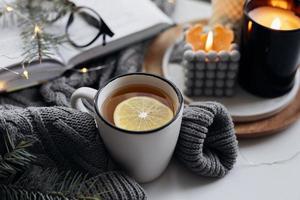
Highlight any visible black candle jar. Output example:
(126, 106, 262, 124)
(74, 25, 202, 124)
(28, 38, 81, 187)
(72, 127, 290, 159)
(239, 0, 300, 98)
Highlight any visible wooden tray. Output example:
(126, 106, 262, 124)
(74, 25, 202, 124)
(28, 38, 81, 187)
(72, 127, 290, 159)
(143, 22, 300, 139)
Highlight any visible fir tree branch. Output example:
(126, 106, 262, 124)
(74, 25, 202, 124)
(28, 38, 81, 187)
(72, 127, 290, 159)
(0, 131, 36, 181)
(5, 167, 110, 200)
(0, 184, 71, 200)
(0, 0, 68, 65)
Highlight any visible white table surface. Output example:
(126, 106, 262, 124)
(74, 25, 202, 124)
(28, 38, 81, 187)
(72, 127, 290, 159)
(143, 1, 300, 199)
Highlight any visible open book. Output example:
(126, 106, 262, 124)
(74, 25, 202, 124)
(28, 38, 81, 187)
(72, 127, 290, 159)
(0, 0, 173, 92)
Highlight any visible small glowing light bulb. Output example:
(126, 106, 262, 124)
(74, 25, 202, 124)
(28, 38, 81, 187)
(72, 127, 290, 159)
(0, 81, 6, 91)
(6, 6, 13, 12)
(23, 70, 29, 79)
(80, 67, 88, 73)
(34, 25, 42, 34)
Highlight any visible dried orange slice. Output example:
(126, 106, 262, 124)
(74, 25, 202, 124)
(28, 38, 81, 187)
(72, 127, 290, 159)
(213, 24, 234, 52)
(186, 24, 205, 51)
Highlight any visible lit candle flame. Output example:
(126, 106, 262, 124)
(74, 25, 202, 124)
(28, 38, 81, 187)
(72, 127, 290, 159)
(23, 70, 29, 80)
(205, 31, 214, 52)
(271, 17, 281, 30)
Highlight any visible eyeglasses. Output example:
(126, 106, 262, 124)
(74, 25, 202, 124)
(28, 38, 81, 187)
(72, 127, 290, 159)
(65, 6, 114, 48)
(45, 1, 114, 48)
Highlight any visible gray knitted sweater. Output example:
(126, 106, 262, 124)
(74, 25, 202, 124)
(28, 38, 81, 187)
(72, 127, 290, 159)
(0, 1, 238, 199)
(0, 103, 237, 199)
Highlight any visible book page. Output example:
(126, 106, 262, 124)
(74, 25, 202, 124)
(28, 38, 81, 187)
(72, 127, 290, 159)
(0, 0, 172, 70)
(59, 0, 173, 64)
(72, 0, 172, 41)
(0, 28, 24, 69)
(0, 27, 64, 70)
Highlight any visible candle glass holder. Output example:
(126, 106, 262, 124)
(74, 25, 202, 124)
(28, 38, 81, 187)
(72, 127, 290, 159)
(183, 44, 240, 97)
(239, 0, 300, 98)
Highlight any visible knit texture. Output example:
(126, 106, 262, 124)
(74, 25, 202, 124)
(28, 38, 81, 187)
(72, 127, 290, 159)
(0, 2, 175, 199)
(0, 104, 238, 179)
(0, 1, 239, 199)
(93, 171, 147, 200)
(1, 170, 146, 200)
(0, 105, 147, 200)
(176, 102, 238, 177)
(0, 104, 238, 198)
(0, 106, 114, 173)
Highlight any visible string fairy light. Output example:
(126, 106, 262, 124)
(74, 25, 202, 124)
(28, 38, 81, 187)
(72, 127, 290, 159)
(22, 70, 29, 79)
(77, 65, 107, 74)
(0, 2, 34, 79)
(0, 66, 20, 75)
(33, 24, 42, 39)
(79, 67, 88, 73)
(34, 24, 42, 33)
(0, 1, 46, 80)
(0, 81, 5, 90)
(5, 5, 13, 12)
(0, 1, 108, 89)
(167, 0, 176, 4)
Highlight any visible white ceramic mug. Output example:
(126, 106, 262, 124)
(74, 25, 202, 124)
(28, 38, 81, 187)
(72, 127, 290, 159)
(70, 73, 184, 183)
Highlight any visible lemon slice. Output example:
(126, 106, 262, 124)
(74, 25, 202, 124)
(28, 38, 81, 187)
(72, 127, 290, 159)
(113, 96, 174, 131)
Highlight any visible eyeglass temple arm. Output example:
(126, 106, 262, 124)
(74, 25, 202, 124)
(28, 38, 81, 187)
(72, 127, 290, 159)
(79, 12, 114, 45)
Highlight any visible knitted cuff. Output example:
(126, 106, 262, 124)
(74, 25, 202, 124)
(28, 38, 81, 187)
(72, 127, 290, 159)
(175, 102, 238, 177)
(95, 171, 147, 200)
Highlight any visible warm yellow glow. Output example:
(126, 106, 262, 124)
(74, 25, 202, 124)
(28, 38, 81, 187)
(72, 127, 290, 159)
(23, 70, 29, 79)
(205, 31, 214, 52)
(271, 17, 281, 30)
(248, 21, 253, 31)
(6, 6, 13, 12)
(270, 0, 289, 9)
(80, 67, 88, 73)
(249, 6, 300, 30)
(34, 25, 42, 34)
(0, 81, 6, 91)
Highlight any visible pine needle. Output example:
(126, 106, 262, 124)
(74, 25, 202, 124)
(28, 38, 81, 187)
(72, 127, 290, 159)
(0, 131, 36, 180)
(9, 167, 110, 200)
(0, 0, 69, 65)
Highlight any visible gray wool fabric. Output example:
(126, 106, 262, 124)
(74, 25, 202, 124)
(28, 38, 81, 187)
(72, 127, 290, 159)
(0, 104, 238, 199)
(0, 103, 238, 179)
(0, 1, 238, 199)
(176, 102, 238, 177)
(1, 170, 146, 200)
(0, 105, 146, 200)
(0, 106, 113, 174)
(0, 2, 175, 199)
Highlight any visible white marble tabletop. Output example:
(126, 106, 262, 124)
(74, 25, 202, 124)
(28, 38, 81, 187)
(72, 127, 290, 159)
(143, 1, 300, 199)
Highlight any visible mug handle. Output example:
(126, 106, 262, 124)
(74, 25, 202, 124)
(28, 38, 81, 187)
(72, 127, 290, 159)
(70, 87, 98, 114)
